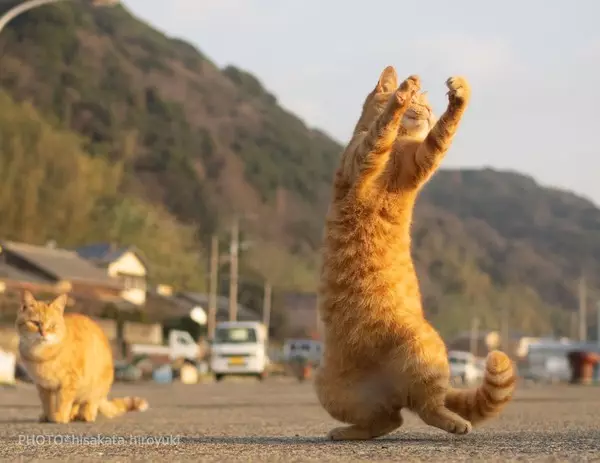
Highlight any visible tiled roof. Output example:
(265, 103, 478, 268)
(0, 241, 122, 288)
(75, 243, 148, 269)
(75, 243, 128, 263)
(0, 262, 48, 283)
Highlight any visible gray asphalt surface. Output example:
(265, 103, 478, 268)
(0, 377, 598, 462)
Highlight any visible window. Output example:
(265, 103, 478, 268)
(119, 274, 147, 291)
(449, 357, 467, 365)
(177, 335, 191, 345)
(214, 327, 257, 344)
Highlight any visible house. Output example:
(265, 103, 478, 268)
(0, 240, 123, 301)
(75, 243, 148, 306)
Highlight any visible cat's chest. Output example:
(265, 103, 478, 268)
(22, 360, 62, 390)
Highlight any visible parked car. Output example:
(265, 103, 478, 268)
(283, 339, 322, 365)
(522, 349, 572, 384)
(448, 350, 485, 385)
(209, 321, 269, 382)
(282, 339, 323, 382)
(114, 360, 143, 382)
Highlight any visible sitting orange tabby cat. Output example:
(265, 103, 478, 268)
(16, 291, 148, 423)
(315, 67, 516, 440)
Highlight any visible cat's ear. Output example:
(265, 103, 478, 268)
(21, 290, 35, 310)
(376, 66, 398, 93)
(50, 294, 68, 314)
(419, 91, 430, 103)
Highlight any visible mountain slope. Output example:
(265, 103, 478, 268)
(0, 1, 597, 338)
(413, 169, 600, 337)
(0, 2, 338, 232)
(0, 90, 206, 290)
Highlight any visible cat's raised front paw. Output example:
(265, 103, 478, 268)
(446, 76, 471, 106)
(399, 75, 421, 93)
(396, 75, 421, 105)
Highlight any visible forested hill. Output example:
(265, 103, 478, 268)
(0, 1, 597, 338)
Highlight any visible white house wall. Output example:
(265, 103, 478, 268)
(107, 252, 147, 278)
(106, 251, 147, 306)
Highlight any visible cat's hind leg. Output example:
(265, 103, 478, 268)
(398, 321, 473, 435)
(327, 409, 403, 441)
(417, 404, 472, 435)
(316, 368, 404, 441)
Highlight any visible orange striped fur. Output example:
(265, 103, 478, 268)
(315, 66, 516, 440)
(16, 291, 148, 423)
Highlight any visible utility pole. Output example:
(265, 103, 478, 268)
(262, 279, 272, 341)
(578, 273, 587, 342)
(570, 311, 577, 340)
(207, 235, 218, 340)
(469, 316, 480, 357)
(229, 217, 239, 322)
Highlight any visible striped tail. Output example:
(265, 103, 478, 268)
(98, 396, 149, 419)
(445, 350, 516, 426)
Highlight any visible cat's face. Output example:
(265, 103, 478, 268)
(400, 91, 437, 138)
(360, 69, 437, 140)
(16, 292, 68, 347)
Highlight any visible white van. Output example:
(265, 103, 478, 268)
(209, 321, 269, 381)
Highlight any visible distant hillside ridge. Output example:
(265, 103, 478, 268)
(0, 2, 598, 338)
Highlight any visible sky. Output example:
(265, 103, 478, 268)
(124, 0, 600, 205)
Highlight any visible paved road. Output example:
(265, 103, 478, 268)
(0, 378, 599, 462)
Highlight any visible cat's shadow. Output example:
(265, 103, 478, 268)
(0, 432, 461, 445)
(178, 435, 452, 446)
(1, 430, 596, 450)
(0, 403, 39, 422)
(0, 405, 38, 409)
(0, 416, 98, 424)
(159, 429, 600, 448)
(0, 418, 39, 424)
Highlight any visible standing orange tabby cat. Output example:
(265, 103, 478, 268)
(16, 291, 148, 423)
(315, 66, 516, 440)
